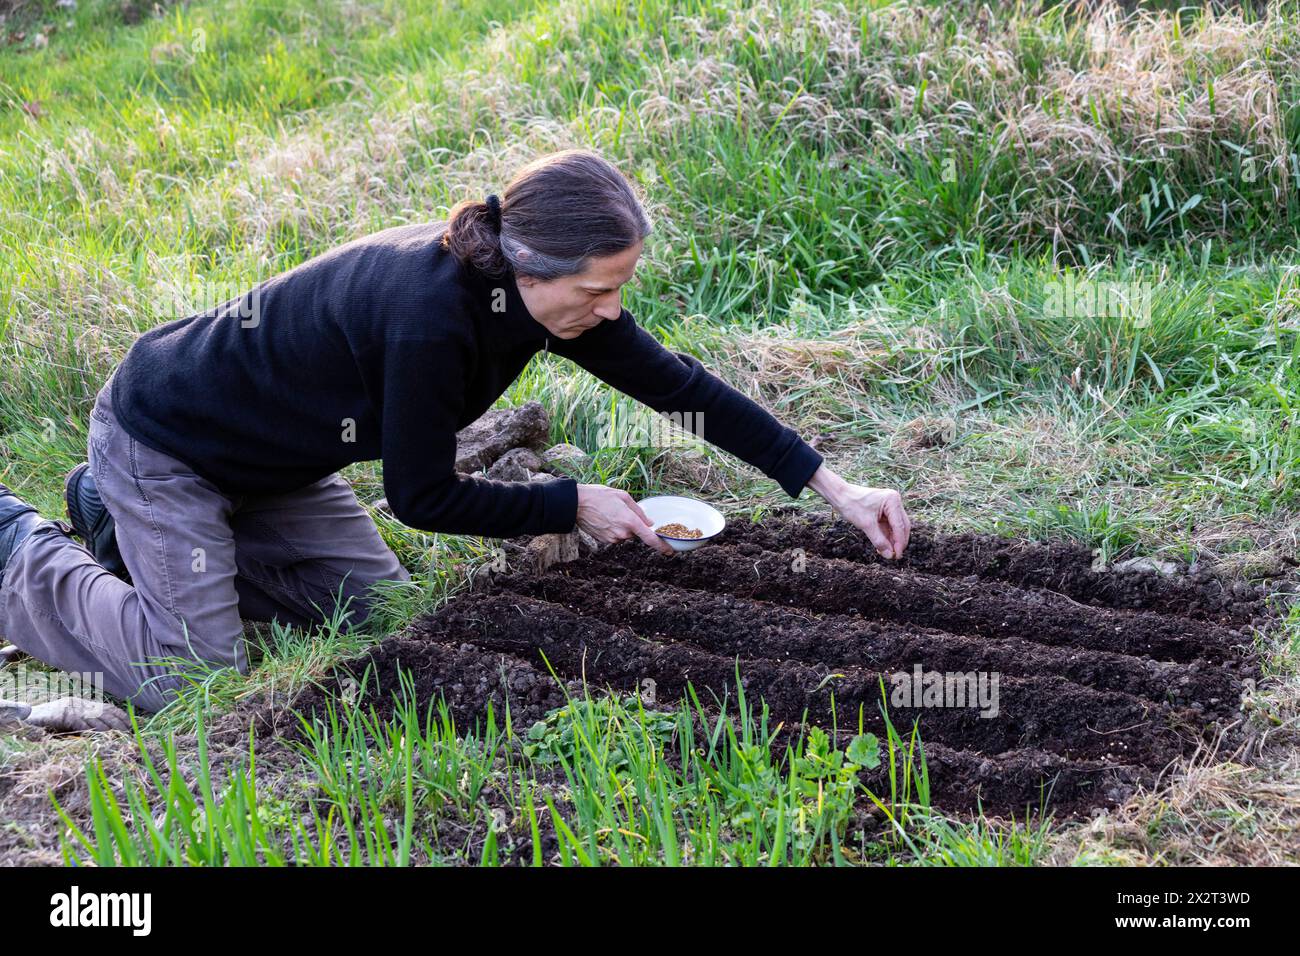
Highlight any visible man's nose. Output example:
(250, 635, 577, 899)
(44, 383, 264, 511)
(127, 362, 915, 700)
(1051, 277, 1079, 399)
(594, 295, 620, 319)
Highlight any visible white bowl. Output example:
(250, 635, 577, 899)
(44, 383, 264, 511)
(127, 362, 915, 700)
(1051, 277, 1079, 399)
(637, 495, 726, 551)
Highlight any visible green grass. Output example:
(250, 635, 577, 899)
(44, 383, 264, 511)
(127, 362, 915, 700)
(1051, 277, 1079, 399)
(4, 0, 1300, 864)
(55, 660, 1056, 866)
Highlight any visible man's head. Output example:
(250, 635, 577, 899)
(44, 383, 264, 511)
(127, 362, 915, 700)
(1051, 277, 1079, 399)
(442, 148, 652, 337)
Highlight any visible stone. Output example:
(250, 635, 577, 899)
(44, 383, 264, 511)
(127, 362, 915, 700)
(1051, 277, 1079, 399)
(485, 447, 543, 482)
(1112, 556, 1181, 577)
(454, 402, 550, 474)
(525, 530, 582, 573)
(537, 443, 591, 477)
(576, 528, 600, 557)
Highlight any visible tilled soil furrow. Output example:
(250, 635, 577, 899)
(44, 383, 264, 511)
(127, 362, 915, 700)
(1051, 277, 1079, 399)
(805, 726, 1154, 818)
(717, 511, 1277, 626)
(281, 634, 1151, 818)
(554, 542, 1252, 666)
(485, 572, 1244, 716)
(273, 637, 573, 743)
(268, 514, 1281, 822)
(407, 592, 1204, 768)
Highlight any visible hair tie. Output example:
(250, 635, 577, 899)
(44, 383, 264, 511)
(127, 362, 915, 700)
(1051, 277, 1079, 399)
(485, 193, 502, 233)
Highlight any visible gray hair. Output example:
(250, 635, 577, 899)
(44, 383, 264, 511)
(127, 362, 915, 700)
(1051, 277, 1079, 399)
(442, 148, 653, 280)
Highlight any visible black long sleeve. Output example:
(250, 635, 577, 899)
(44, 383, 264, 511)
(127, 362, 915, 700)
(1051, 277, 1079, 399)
(111, 222, 579, 537)
(362, 328, 577, 536)
(110, 221, 817, 541)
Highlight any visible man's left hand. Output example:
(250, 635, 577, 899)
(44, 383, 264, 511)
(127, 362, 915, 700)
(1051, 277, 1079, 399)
(807, 464, 912, 560)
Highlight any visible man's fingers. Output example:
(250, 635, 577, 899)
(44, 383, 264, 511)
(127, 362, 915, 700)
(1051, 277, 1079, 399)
(616, 495, 670, 552)
(861, 519, 895, 560)
(885, 495, 911, 555)
(626, 498, 654, 526)
(631, 521, 674, 555)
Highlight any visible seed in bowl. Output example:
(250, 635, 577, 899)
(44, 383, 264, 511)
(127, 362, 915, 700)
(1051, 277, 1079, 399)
(656, 522, 702, 539)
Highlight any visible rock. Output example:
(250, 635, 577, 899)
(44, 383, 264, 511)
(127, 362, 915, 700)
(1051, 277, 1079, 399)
(576, 528, 600, 557)
(1112, 557, 1181, 577)
(485, 447, 543, 482)
(454, 402, 550, 474)
(537, 443, 591, 477)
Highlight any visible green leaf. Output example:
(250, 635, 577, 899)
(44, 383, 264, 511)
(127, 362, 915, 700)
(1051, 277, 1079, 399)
(846, 733, 881, 770)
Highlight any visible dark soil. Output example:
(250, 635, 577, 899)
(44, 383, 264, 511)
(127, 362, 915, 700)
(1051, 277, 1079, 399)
(283, 512, 1284, 821)
(717, 509, 1286, 627)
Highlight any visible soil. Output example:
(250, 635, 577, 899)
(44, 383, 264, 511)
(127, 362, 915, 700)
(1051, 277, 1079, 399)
(281, 510, 1285, 821)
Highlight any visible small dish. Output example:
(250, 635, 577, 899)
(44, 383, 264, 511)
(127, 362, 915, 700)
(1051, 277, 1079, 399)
(637, 495, 726, 552)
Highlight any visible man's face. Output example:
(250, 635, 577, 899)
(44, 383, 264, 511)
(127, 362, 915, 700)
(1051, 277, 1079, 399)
(515, 239, 643, 339)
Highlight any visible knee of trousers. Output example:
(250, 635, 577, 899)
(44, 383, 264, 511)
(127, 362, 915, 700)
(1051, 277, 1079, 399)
(335, 558, 410, 609)
(125, 672, 190, 715)
(123, 661, 243, 715)
(129, 617, 250, 711)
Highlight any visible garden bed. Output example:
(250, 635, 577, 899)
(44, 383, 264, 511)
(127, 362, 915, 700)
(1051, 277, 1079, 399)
(283, 511, 1282, 819)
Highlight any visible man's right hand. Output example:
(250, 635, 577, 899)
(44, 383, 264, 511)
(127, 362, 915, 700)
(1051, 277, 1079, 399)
(576, 483, 675, 555)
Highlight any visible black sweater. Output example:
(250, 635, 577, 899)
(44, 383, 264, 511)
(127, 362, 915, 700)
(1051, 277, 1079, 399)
(111, 222, 825, 537)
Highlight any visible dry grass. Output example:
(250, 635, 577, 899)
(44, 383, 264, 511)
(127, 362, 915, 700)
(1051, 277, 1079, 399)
(1050, 716, 1300, 866)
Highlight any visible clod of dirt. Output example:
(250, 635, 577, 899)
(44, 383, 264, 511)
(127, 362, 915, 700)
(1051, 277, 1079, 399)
(454, 401, 550, 473)
(484, 447, 543, 481)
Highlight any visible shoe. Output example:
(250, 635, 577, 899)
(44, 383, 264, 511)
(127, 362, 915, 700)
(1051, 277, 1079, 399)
(0, 483, 54, 579)
(64, 463, 128, 579)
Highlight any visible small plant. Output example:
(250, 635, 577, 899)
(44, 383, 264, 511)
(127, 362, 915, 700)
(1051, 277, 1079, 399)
(522, 694, 678, 776)
(723, 724, 880, 861)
